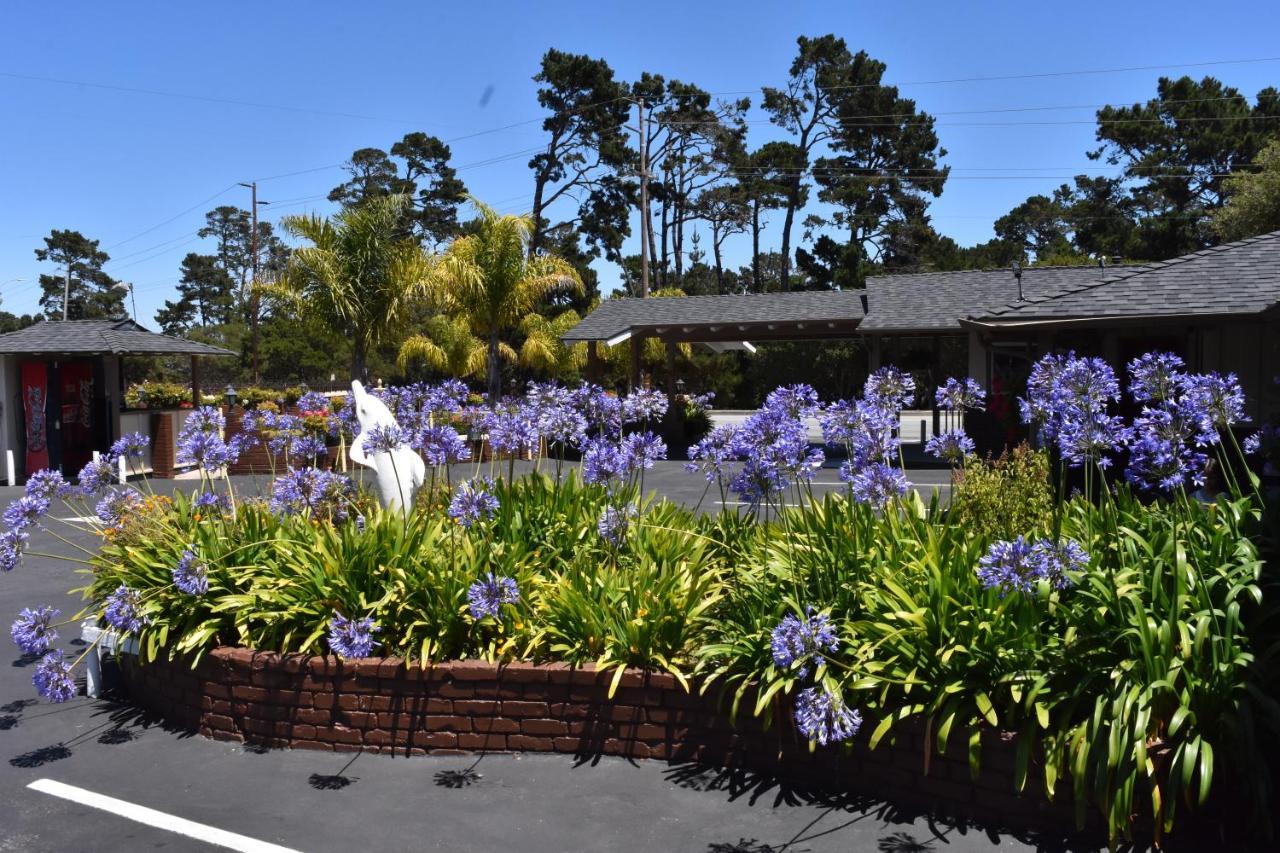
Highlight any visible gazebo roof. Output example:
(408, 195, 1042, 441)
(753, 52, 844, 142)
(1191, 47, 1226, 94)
(0, 319, 237, 357)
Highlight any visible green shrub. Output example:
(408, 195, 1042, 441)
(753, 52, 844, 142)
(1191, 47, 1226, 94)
(952, 443, 1053, 539)
(124, 381, 191, 409)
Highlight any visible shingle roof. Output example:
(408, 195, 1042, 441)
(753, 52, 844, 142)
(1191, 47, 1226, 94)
(974, 230, 1280, 322)
(859, 265, 1114, 332)
(0, 319, 237, 356)
(561, 291, 866, 341)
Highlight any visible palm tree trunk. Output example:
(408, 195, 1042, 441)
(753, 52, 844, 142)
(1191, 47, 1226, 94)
(487, 331, 501, 400)
(351, 337, 368, 383)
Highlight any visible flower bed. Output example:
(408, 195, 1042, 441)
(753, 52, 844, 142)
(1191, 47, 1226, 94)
(121, 648, 1080, 831)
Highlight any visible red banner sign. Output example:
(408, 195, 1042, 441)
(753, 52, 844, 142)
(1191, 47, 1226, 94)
(21, 361, 48, 473)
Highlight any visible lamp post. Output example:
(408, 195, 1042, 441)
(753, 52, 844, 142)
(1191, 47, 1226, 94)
(224, 384, 238, 409)
(112, 282, 136, 321)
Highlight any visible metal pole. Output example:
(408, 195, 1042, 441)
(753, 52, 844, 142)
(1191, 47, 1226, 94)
(63, 265, 71, 321)
(249, 181, 261, 382)
(637, 98, 650, 299)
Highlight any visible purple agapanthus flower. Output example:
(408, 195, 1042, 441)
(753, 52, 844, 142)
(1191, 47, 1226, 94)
(108, 432, 150, 460)
(327, 611, 379, 658)
(269, 468, 353, 521)
(467, 573, 520, 620)
(193, 491, 231, 513)
(33, 650, 76, 703)
(1028, 538, 1087, 588)
(1057, 411, 1132, 469)
(1125, 406, 1209, 492)
(622, 431, 667, 471)
(685, 425, 738, 484)
(448, 478, 499, 528)
(864, 367, 915, 411)
(4, 495, 50, 531)
(935, 377, 985, 411)
(413, 425, 471, 466)
(289, 433, 329, 465)
(360, 423, 410, 456)
(622, 388, 669, 423)
(0, 529, 29, 572)
(76, 457, 116, 495)
(845, 462, 910, 508)
(485, 407, 540, 458)
(764, 384, 821, 420)
(176, 430, 235, 470)
(794, 686, 862, 746)
(103, 584, 146, 633)
(925, 431, 975, 465)
(295, 391, 332, 416)
(171, 547, 208, 596)
(597, 504, 637, 546)
(1128, 352, 1187, 404)
(95, 489, 142, 528)
(978, 536, 1083, 594)
(1244, 432, 1262, 455)
(581, 437, 628, 485)
(1184, 372, 1249, 430)
(11, 605, 59, 655)
(25, 470, 73, 501)
(770, 608, 839, 676)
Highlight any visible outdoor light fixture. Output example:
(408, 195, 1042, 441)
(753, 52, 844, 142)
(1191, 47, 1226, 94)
(675, 378, 686, 393)
(224, 384, 238, 408)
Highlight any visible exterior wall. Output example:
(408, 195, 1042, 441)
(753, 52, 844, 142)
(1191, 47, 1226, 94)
(0, 355, 14, 483)
(121, 648, 1085, 832)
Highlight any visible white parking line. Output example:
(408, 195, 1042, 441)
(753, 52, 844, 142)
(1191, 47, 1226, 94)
(27, 779, 302, 853)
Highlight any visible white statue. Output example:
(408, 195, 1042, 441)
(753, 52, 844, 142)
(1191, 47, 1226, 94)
(348, 380, 425, 512)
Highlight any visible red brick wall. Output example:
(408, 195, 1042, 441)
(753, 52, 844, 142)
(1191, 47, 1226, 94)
(120, 648, 1084, 831)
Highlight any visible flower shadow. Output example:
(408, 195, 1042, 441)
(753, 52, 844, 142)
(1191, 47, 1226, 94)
(10, 744, 72, 768)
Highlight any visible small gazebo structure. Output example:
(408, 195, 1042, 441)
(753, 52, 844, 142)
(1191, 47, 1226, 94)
(0, 319, 236, 482)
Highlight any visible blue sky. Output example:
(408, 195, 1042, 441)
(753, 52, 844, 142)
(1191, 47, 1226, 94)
(2, 0, 1279, 325)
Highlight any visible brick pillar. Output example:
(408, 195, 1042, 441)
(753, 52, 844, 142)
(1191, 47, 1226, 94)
(151, 412, 175, 479)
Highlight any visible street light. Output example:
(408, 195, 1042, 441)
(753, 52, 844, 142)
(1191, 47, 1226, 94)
(224, 384, 238, 408)
(113, 282, 136, 321)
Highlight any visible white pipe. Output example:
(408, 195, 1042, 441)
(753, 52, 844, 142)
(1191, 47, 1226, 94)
(118, 455, 128, 484)
(4, 449, 13, 486)
(604, 330, 633, 347)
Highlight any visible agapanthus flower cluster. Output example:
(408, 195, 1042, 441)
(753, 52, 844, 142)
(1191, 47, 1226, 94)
(33, 650, 76, 703)
(269, 468, 354, 521)
(935, 377, 986, 411)
(327, 612, 379, 658)
(572, 383, 623, 436)
(844, 461, 910, 508)
(794, 686, 862, 746)
(413, 425, 471, 466)
(103, 584, 147, 633)
(925, 431, 975, 465)
(360, 423, 411, 456)
(622, 388, 669, 424)
(25, 469, 73, 501)
(109, 432, 150, 460)
(977, 536, 1085, 594)
(597, 504, 637, 546)
(467, 573, 520, 620)
(0, 529, 29, 572)
(76, 456, 117, 495)
(770, 608, 839, 676)
(448, 477, 500, 528)
(726, 401, 824, 507)
(1017, 352, 1130, 469)
(864, 367, 916, 410)
(193, 491, 231, 514)
(622, 431, 667, 472)
(4, 495, 50, 531)
(171, 547, 208, 596)
(295, 391, 332, 416)
(685, 425, 738, 484)
(95, 488, 143, 528)
(11, 605, 59, 655)
(175, 406, 240, 471)
(482, 405, 540, 458)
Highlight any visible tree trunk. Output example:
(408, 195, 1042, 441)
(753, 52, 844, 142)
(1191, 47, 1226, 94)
(529, 174, 548, 258)
(751, 200, 762, 293)
(712, 231, 724, 294)
(486, 331, 502, 400)
(659, 198, 670, 290)
(351, 337, 368, 383)
(645, 200, 659, 280)
(780, 180, 798, 292)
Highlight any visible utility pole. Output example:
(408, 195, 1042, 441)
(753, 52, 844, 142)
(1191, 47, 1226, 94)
(62, 265, 71, 321)
(238, 181, 268, 382)
(637, 98, 650, 299)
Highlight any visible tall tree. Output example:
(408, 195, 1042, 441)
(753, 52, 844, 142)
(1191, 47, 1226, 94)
(328, 134, 467, 246)
(735, 143, 797, 292)
(761, 35, 853, 288)
(198, 206, 254, 293)
(1213, 137, 1280, 241)
(274, 195, 432, 380)
(1052, 175, 1140, 260)
(693, 185, 750, 292)
(1092, 76, 1280, 257)
(402, 198, 581, 397)
(805, 51, 948, 277)
(993, 195, 1071, 261)
(34, 229, 124, 320)
(528, 49, 633, 261)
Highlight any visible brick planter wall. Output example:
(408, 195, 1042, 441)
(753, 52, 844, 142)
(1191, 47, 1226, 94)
(120, 647, 1082, 831)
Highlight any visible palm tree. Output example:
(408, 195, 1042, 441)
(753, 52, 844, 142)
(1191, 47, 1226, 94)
(397, 314, 490, 379)
(400, 198, 581, 398)
(274, 195, 432, 381)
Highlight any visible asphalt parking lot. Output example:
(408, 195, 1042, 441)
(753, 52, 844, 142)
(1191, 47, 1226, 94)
(0, 470, 1087, 853)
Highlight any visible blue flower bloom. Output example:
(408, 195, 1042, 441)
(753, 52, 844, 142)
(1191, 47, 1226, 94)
(621, 388, 669, 423)
(622, 431, 667, 471)
(846, 462, 910, 508)
(176, 430, 235, 470)
(770, 608, 839, 676)
(793, 686, 865, 742)
(25, 470, 73, 501)
(978, 536, 1084, 594)
(360, 423, 410, 456)
(327, 611, 379, 658)
(295, 391, 332, 415)
(95, 489, 142, 528)
(1128, 352, 1187, 404)
(794, 686, 861, 746)
(1184, 372, 1249, 430)
(289, 433, 329, 465)
(935, 377, 985, 411)
(686, 425, 738, 484)
(413, 425, 471, 466)
(76, 457, 116, 495)
(597, 504, 637, 546)
(0, 529, 29, 572)
(3, 495, 50, 531)
(1028, 539, 1087, 587)
(11, 606, 59, 655)
(467, 573, 520, 620)
(1056, 411, 1131, 469)
(925, 431, 975, 465)
(269, 468, 353, 521)
(171, 547, 208, 596)
(103, 584, 146, 633)
(448, 478, 499, 528)
(763, 384, 820, 419)
(864, 367, 915, 411)
(581, 437, 628, 485)
(1244, 432, 1262, 455)
(108, 432, 150, 461)
(33, 650, 76, 703)
(1125, 406, 1209, 492)
(193, 491, 231, 513)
